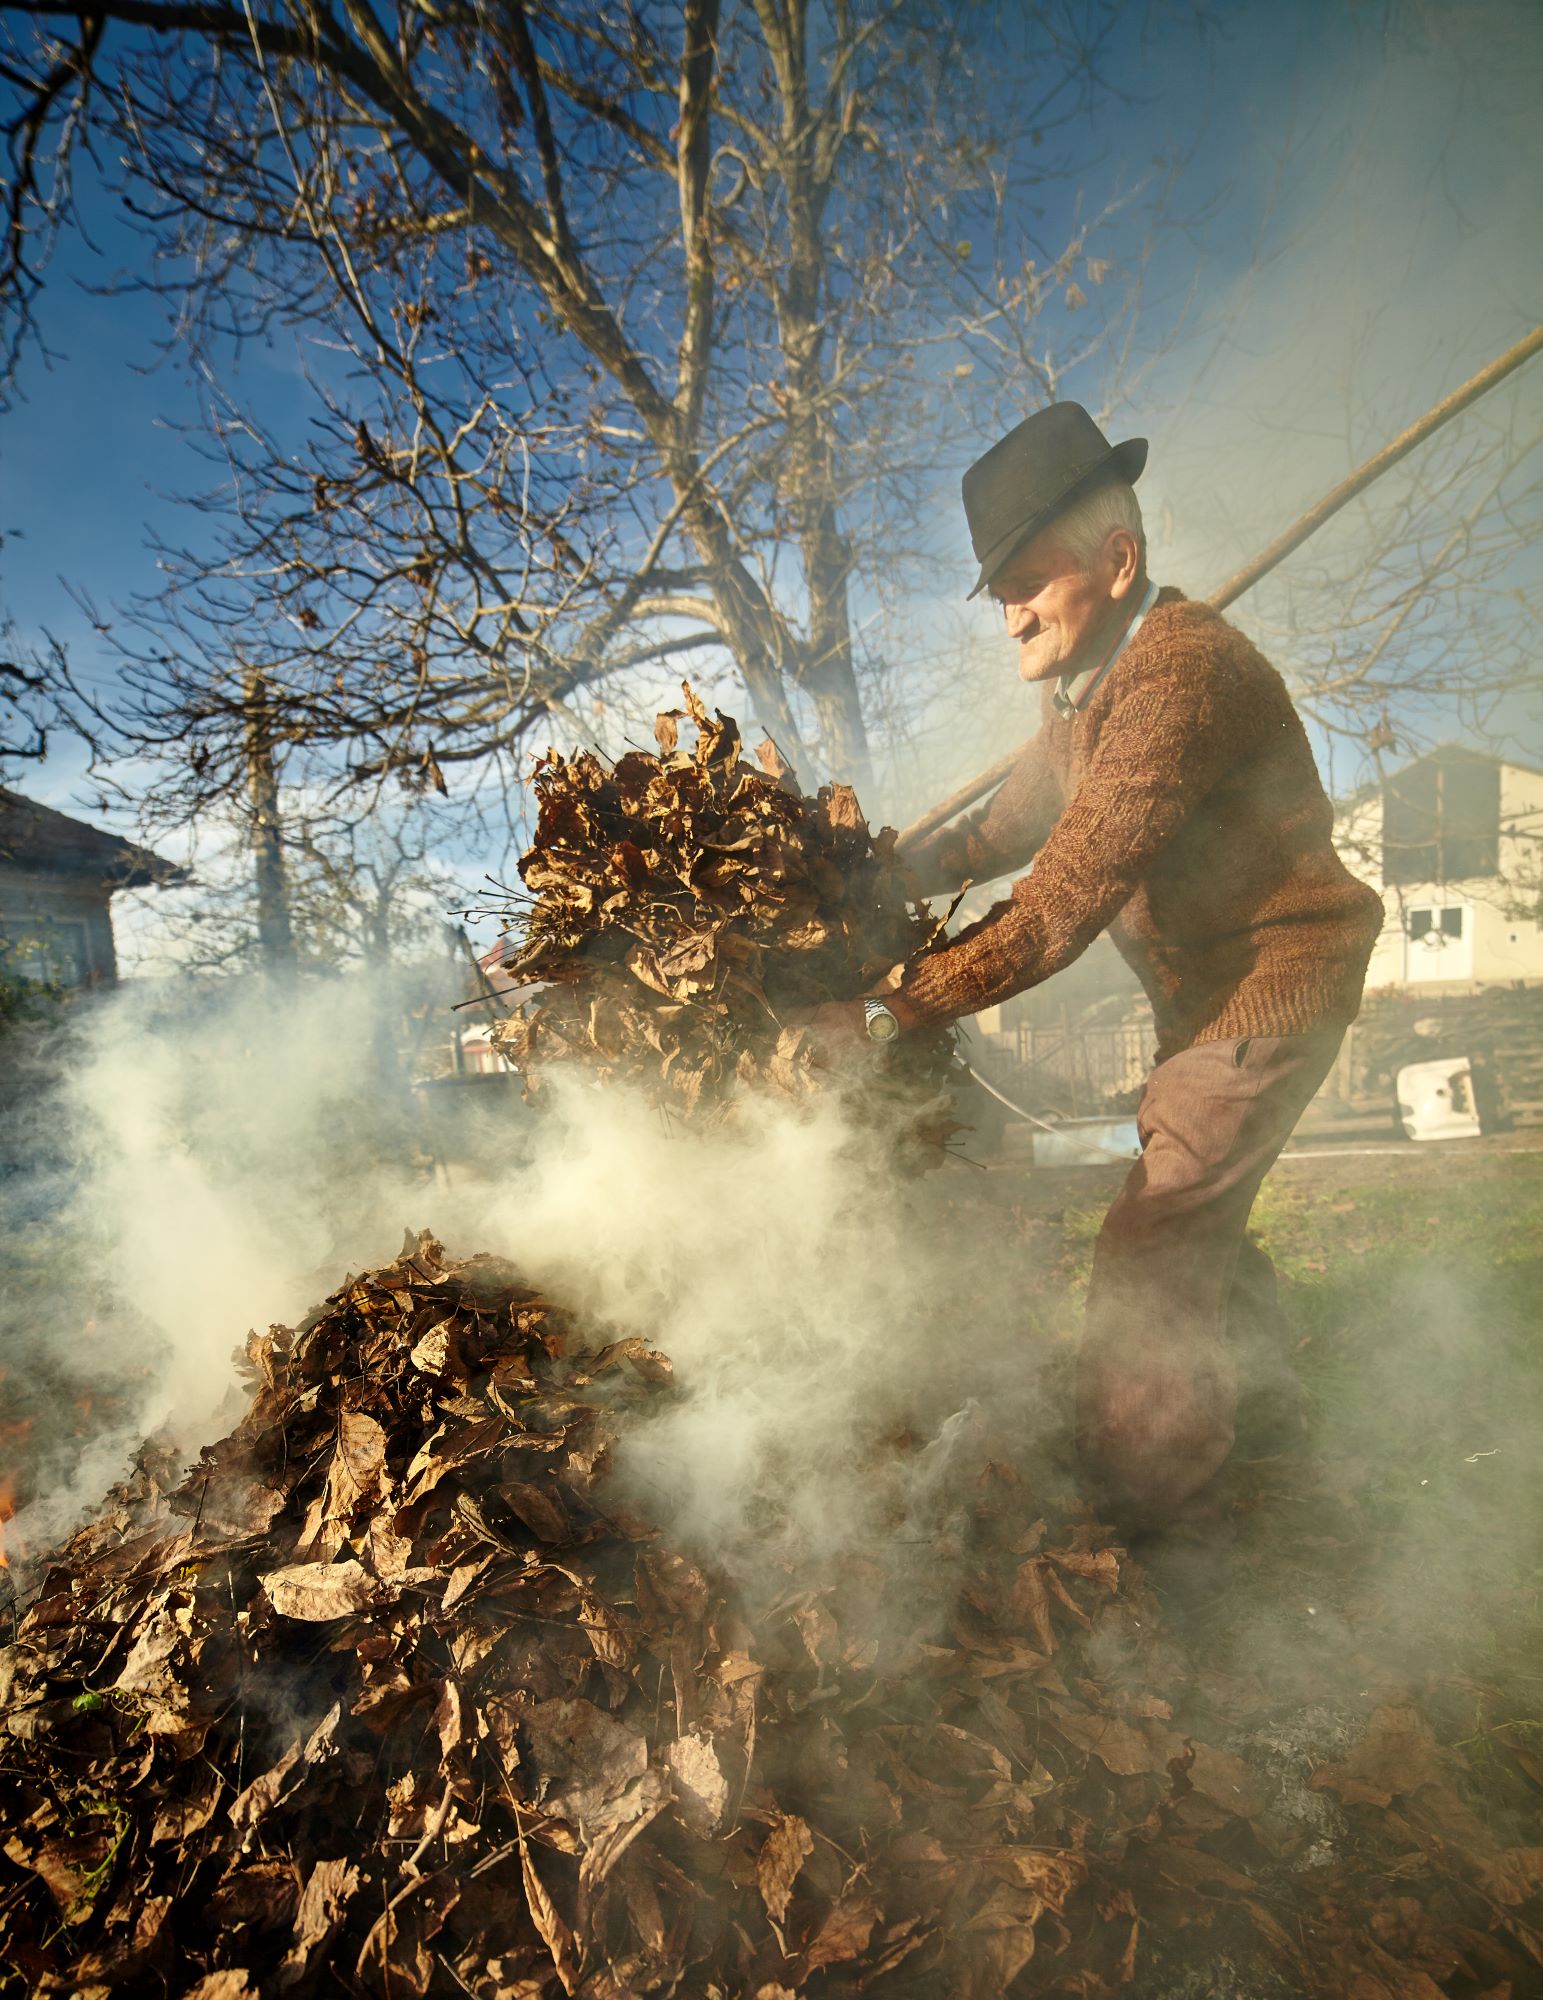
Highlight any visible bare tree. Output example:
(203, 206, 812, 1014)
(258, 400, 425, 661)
(3, 0, 1165, 819)
(0, 659, 46, 766)
(125, 770, 459, 973)
(0, 609, 52, 769)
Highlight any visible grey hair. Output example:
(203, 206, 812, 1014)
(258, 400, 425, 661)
(1048, 477, 1146, 573)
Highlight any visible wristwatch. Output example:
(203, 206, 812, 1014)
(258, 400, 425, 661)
(863, 998, 901, 1043)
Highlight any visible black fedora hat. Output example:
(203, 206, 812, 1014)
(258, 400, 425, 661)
(963, 402, 1147, 599)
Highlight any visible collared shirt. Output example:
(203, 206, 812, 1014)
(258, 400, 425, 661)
(1053, 577, 1161, 719)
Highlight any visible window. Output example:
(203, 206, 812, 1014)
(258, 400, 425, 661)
(1407, 906, 1464, 947)
(0, 927, 52, 983)
(0, 918, 91, 988)
(1383, 756, 1499, 885)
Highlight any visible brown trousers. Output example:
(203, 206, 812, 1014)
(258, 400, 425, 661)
(1074, 1031, 1342, 1522)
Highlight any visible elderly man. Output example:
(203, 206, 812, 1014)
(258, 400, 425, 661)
(813, 402, 1384, 1525)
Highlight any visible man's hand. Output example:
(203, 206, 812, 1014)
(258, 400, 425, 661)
(789, 991, 921, 1071)
(796, 999, 868, 1071)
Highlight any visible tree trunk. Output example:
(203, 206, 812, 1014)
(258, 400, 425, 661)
(797, 472, 868, 783)
(242, 665, 297, 976)
(763, 0, 871, 785)
(677, 491, 809, 755)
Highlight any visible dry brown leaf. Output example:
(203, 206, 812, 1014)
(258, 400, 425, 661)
(150, 1765, 221, 1845)
(519, 1696, 648, 1831)
(802, 1885, 881, 1974)
(280, 1857, 360, 1982)
(113, 1603, 190, 1708)
(188, 1472, 289, 1539)
(229, 1744, 301, 1836)
(1055, 1709, 1180, 1779)
(754, 737, 798, 789)
(1183, 1741, 1268, 1821)
(758, 1812, 815, 1925)
(1050, 1547, 1120, 1592)
(666, 1731, 728, 1837)
(260, 1557, 384, 1622)
(501, 1480, 570, 1544)
(1479, 1847, 1543, 1907)
(1011, 1558, 1057, 1654)
(435, 1678, 465, 1760)
(69, 1894, 174, 1983)
(1346, 1973, 1449, 2000)
(1313, 1703, 1453, 1807)
(961, 1881, 1043, 1994)
(519, 1833, 582, 1995)
(410, 1324, 452, 1376)
(992, 1848, 1084, 1912)
(184, 1973, 257, 1999)
(576, 1768, 671, 1897)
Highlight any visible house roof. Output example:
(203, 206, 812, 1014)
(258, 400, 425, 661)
(0, 787, 187, 890)
(1333, 741, 1543, 814)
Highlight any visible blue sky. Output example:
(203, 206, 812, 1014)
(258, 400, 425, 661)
(4, 0, 1540, 959)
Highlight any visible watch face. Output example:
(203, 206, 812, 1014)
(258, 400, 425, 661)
(866, 1006, 900, 1042)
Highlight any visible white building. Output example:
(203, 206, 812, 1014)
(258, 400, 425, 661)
(1333, 746, 1543, 992)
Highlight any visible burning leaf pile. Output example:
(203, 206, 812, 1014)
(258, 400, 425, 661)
(489, 687, 954, 1124)
(4, 1231, 1541, 1998)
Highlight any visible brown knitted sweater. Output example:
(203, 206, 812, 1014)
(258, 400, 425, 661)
(900, 589, 1384, 1059)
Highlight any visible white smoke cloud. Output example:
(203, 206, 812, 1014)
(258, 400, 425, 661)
(2, 950, 1537, 1741)
(1, 971, 459, 1548)
(460, 1082, 1054, 1577)
(1, 974, 1056, 1594)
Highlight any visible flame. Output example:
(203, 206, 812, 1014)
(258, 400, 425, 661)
(0, 1401, 30, 1573)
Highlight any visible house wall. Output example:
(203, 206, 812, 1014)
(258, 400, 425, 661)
(0, 864, 119, 986)
(1484, 763, 1543, 979)
(1332, 763, 1543, 992)
(1333, 796, 1402, 986)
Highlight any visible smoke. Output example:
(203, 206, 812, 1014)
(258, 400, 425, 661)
(1228, 1244, 1542, 1692)
(0, 972, 1063, 1603)
(0, 969, 467, 1550)
(459, 1082, 1058, 1584)
(3, 955, 1537, 1730)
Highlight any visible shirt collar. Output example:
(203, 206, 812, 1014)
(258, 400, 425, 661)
(1053, 577, 1161, 718)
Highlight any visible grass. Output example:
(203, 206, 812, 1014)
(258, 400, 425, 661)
(980, 1142, 1543, 1822)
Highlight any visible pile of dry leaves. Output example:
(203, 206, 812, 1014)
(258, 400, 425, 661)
(3, 1229, 1539, 1998)
(487, 687, 954, 1127)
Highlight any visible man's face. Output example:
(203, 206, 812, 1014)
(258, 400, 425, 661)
(989, 526, 1123, 684)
